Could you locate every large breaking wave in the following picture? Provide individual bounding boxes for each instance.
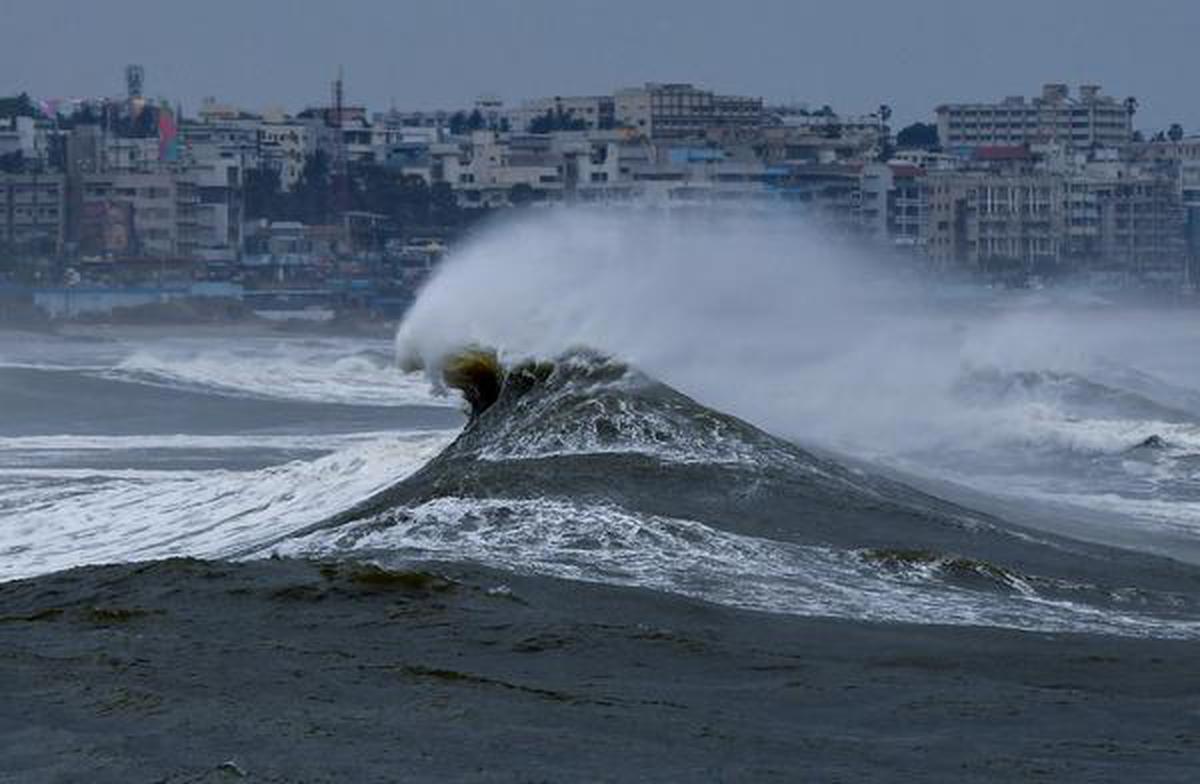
[266,349,1200,638]
[8,209,1200,639]
[392,209,1200,551]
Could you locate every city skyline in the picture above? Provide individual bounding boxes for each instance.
[2,0,1197,133]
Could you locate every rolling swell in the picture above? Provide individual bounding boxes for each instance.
[270,350,1200,637]
[0,365,460,437]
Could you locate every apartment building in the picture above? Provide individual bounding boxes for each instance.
[615,83,763,141]
[0,116,42,162]
[936,84,1132,150]
[924,172,1063,272]
[0,172,66,255]
[888,165,929,252]
[180,119,261,171]
[1062,168,1185,282]
[79,171,197,258]
[258,115,313,191]
[436,131,564,207]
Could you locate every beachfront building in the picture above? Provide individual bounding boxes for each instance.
[79,171,197,259]
[0,172,66,258]
[936,84,1133,150]
[1062,167,1186,285]
[924,172,1064,275]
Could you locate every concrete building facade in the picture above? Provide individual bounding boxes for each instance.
[937,84,1133,150]
[0,172,66,256]
[615,83,763,141]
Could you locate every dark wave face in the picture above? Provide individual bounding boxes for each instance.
[269,351,1200,638]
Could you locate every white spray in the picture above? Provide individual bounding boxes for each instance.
[397,208,1200,462]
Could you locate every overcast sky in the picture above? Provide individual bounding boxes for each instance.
[1,0,1194,133]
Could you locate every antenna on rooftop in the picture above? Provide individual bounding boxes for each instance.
[331,66,345,128]
[125,65,145,100]
[329,66,351,219]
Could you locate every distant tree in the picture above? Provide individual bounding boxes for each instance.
[0,151,24,174]
[394,174,433,227]
[1169,123,1185,142]
[529,108,587,133]
[496,117,511,133]
[509,183,537,206]
[429,181,461,225]
[448,111,469,135]
[0,93,37,119]
[467,109,486,131]
[244,168,284,220]
[290,150,333,224]
[896,122,939,149]
[59,103,101,128]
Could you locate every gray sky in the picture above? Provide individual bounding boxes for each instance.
[1,0,1194,133]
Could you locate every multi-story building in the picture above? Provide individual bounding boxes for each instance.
[614,83,763,141]
[508,95,616,132]
[924,172,1063,273]
[0,172,66,256]
[1062,167,1185,283]
[438,131,565,207]
[258,114,313,191]
[187,155,243,264]
[79,171,197,259]
[1180,160,1200,286]
[180,117,260,171]
[104,136,164,174]
[887,165,929,252]
[936,84,1133,150]
[858,163,892,242]
[0,116,44,163]
[766,163,863,233]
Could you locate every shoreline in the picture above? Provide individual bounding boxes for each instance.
[2,556,1198,782]
[0,317,400,342]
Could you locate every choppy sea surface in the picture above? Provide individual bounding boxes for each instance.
[5,325,1200,639]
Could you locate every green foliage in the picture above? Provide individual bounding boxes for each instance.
[0,151,24,174]
[508,182,538,206]
[241,153,479,234]
[529,108,588,133]
[448,110,489,135]
[243,167,283,220]
[290,150,333,224]
[0,93,37,119]
[896,122,939,149]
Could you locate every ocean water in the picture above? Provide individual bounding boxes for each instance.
[4,214,1200,639]
[4,325,1200,640]
[0,330,462,578]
